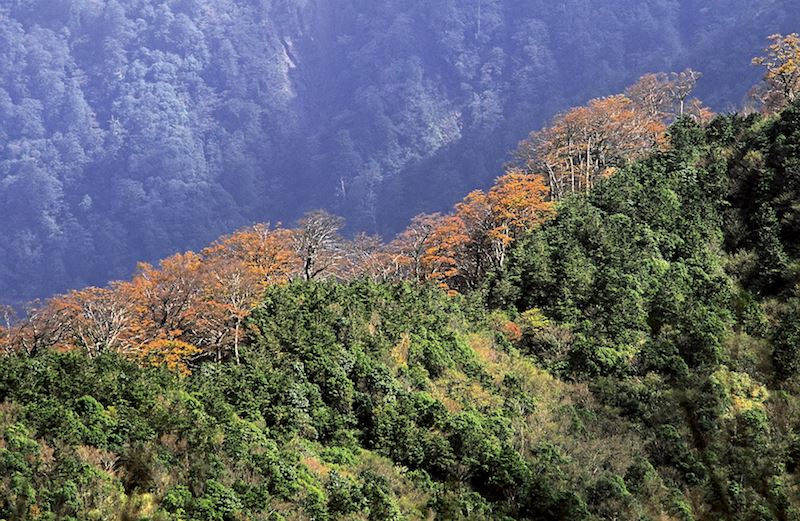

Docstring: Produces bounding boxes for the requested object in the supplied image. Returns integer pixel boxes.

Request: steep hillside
[5,98,800,519]
[0,282,656,520]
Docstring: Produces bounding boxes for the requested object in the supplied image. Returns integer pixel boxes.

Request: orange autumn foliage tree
[389,170,554,291]
[46,287,134,357]
[121,247,279,365]
[450,171,555,289]
[390,213,469,286]
[199,257,267,364]
[424,215,471,286]
[752,33,800,112]
[515,72,711,201]
[625,69,709,122]
[515,94,666,200]
[487,169,555,249]
[1,222,301,371]
[453,190,497,287]
[200,223,302,363]
[137,339,201,376]
[114,252,208,369]
[203,223,301,284]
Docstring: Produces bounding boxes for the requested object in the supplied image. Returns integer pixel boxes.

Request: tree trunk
[234,319,241,365]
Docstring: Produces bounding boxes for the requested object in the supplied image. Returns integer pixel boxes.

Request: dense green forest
[2,0,800,304]
[6,92,800,519]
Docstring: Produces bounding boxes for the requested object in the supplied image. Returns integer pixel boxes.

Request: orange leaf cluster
[752,33,800,112]
[137,339,201,376]
[514,71,711,201]
[389,170,554,290]
[516,94,666,200]
[0,224,304,370]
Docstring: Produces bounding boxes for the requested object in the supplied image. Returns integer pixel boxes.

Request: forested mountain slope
[5,94,800,518]
[2,0,800,304]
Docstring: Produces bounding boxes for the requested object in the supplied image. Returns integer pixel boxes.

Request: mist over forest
[2,0,799,304]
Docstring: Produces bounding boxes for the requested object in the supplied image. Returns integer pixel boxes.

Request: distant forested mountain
[1,0,799,303]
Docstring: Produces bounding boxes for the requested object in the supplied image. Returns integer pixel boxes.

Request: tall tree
[204,224,301,284]
[454,190,496,288]
[625,72,675,121]
[200,258,265,364]
[294,210,346,281]
[48,287,134,358]
[625,69,705,121]
[752,33,800,111]
[391,213,468,287]
[486,170,555,261]
[669,69,703,116]
[119,252,207,348]
[514,94,665,200]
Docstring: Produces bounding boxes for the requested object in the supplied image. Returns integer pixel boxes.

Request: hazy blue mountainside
[1,0,799,303]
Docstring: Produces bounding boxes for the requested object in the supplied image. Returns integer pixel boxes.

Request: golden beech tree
[454,190,497,287]
[488,170,555,240]
[625,69,706,121]
[514,69,711,205]
[48,287,134,357]
[119,252,207,349]
[425,214,470,286]
[451,171,555,288]
[200,257,266,364]
[203,224,301,283]
[118,251,260,367]
[752,33,800,111]
[487,170,555,263]
[0,297,115,357]
[119,250,269,368]
[391,213,468,286]
[512,80,693,201]
[515,94,665,200]
[390,171,556,291]
[586,95,667,166]
[200,223,304,364]
[137,339,201,376]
